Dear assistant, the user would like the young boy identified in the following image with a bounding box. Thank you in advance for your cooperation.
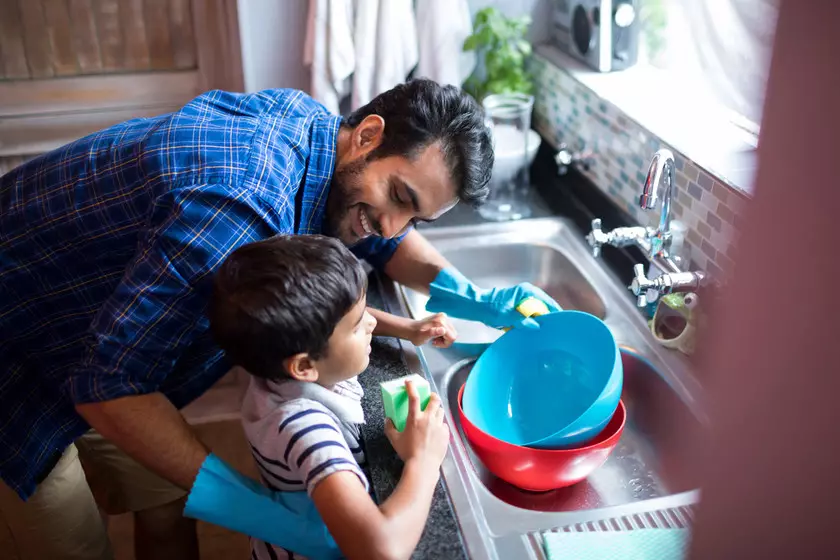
[209,234,455,560]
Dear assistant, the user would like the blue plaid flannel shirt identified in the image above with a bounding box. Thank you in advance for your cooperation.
[0,89,405,499]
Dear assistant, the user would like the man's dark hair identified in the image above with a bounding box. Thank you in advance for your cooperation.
[345,79,494,206]
[208,234,367,380]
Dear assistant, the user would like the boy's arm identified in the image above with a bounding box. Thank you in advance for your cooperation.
[312,465,438,560]
[369,307,457,348]
[311,382,449,560]
[368,307,415,340]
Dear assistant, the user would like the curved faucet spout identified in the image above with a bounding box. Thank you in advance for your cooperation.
[640,148,676,242]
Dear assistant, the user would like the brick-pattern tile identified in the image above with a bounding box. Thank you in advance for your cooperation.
[531,53,750,277]
[707,211,722,232]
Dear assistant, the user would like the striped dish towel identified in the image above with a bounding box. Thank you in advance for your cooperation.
[543,528,690,560]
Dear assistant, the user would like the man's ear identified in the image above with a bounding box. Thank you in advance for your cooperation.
[284,353,319,382]
[352,114,385,156]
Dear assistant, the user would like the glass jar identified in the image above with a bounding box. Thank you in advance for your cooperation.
[479,93,535,222]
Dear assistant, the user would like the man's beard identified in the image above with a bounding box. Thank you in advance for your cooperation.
[324,158,366,244]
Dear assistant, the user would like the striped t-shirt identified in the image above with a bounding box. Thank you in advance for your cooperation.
[241,375,368,560]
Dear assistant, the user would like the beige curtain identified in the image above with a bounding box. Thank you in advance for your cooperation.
[663,0,779,126]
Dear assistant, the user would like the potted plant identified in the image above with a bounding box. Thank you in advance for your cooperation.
[462,7,534,101]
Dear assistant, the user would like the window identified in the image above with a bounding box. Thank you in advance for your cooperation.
[639,0,779,134]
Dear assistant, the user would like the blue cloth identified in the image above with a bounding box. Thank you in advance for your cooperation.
[542,528,690,560]
[184,454,342,560]
[0,88,403,499]
[425,268,562,328]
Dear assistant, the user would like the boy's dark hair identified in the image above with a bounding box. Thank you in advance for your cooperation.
[345,78,494,207]
[209,234,367,380]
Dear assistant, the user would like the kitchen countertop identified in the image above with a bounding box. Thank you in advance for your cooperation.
[357,142,650,559]
[358,297,468,560]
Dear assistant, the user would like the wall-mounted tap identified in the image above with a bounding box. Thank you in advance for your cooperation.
[639,149,675,259]
[586,148,707,307]
[554,143,595,175]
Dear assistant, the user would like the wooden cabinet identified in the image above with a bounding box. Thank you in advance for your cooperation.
[0,0,243,157]
[0,0,249,422]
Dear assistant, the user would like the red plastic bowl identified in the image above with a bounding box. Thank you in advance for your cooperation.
[457,383,626,492]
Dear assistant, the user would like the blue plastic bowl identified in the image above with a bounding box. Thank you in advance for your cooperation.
[462,310,622,449]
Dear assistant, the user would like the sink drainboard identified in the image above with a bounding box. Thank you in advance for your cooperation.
[529,505,695,559]
[378,217,705,560]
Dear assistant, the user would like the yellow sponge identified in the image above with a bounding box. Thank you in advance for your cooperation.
[516,297,551,318]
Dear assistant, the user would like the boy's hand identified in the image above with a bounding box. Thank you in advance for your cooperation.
[385,380,449,471]
[407,313,457,348]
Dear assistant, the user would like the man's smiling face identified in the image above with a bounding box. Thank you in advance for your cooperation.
[324,116,459,245]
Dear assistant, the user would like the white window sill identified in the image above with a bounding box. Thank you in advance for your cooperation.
[535,44,757,196]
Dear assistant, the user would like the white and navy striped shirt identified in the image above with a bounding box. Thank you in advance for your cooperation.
[241,375,368,560]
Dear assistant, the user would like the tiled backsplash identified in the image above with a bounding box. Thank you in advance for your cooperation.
[531,53,748,279]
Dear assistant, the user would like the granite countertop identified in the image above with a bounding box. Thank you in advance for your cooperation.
[356,142,647,559]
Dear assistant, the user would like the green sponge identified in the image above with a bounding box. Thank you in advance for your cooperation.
[380,374,431,432]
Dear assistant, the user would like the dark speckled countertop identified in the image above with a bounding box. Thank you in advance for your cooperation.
[356,142,648,559]
[357,294,468,560]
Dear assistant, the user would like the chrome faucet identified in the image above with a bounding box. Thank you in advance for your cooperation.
[586,148,707,307]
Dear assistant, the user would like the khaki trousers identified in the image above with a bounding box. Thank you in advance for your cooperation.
[0,432,187,560]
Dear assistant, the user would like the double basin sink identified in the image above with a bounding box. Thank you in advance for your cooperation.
[375,217,706,559]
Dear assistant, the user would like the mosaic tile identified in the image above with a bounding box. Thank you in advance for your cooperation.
[706,211,722,232]
[717,202,735,225]
[712,181,731,206]
[705,260,724,279]
[532,53,749,276]
[687,228,703,247]
[700,239,717,259]
[715,251,735,272]
[698,173,714,191]
[687,182,703,201]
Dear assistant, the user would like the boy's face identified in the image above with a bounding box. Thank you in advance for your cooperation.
[311,294,377,386]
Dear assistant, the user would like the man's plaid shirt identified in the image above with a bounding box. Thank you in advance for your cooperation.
[0,88,402,499]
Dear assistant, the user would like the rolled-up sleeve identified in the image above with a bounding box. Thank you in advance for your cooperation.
[67,185,279,404]
[349,230,410,270]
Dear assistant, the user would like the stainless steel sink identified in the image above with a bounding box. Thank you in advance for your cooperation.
[375,217,706,560]
[432,242,606,320]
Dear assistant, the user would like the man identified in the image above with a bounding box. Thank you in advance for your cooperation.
[0,79,559,559]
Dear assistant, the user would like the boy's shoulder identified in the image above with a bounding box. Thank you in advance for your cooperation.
[242,377,369,496]
[242,377,340,429]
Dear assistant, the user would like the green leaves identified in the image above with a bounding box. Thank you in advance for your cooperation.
[461,7,534,100]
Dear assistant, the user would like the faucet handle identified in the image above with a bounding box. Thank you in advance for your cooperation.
[629,263,656,307]
[556,143,595,175]
[587,218,605,258]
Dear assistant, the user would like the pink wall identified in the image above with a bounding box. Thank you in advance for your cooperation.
[688,0,840,557]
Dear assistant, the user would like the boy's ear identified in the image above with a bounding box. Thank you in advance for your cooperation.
[284,353,319,382]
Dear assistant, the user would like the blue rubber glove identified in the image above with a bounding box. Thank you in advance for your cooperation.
[183,454,342,560]
[425,268,562,329]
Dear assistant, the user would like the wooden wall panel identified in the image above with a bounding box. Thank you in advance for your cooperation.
[0,71,200,117]
[94,0,124,72]
[1,0,200,79]
[121,0,150,70]
[43,0,79,76]
[0,0,240,157]
[0,2,29,79]
[169,0,196,70]
[193,0,243,92]
[68,0,103,74]
[143,0,174,70]
[18,0,54,78]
